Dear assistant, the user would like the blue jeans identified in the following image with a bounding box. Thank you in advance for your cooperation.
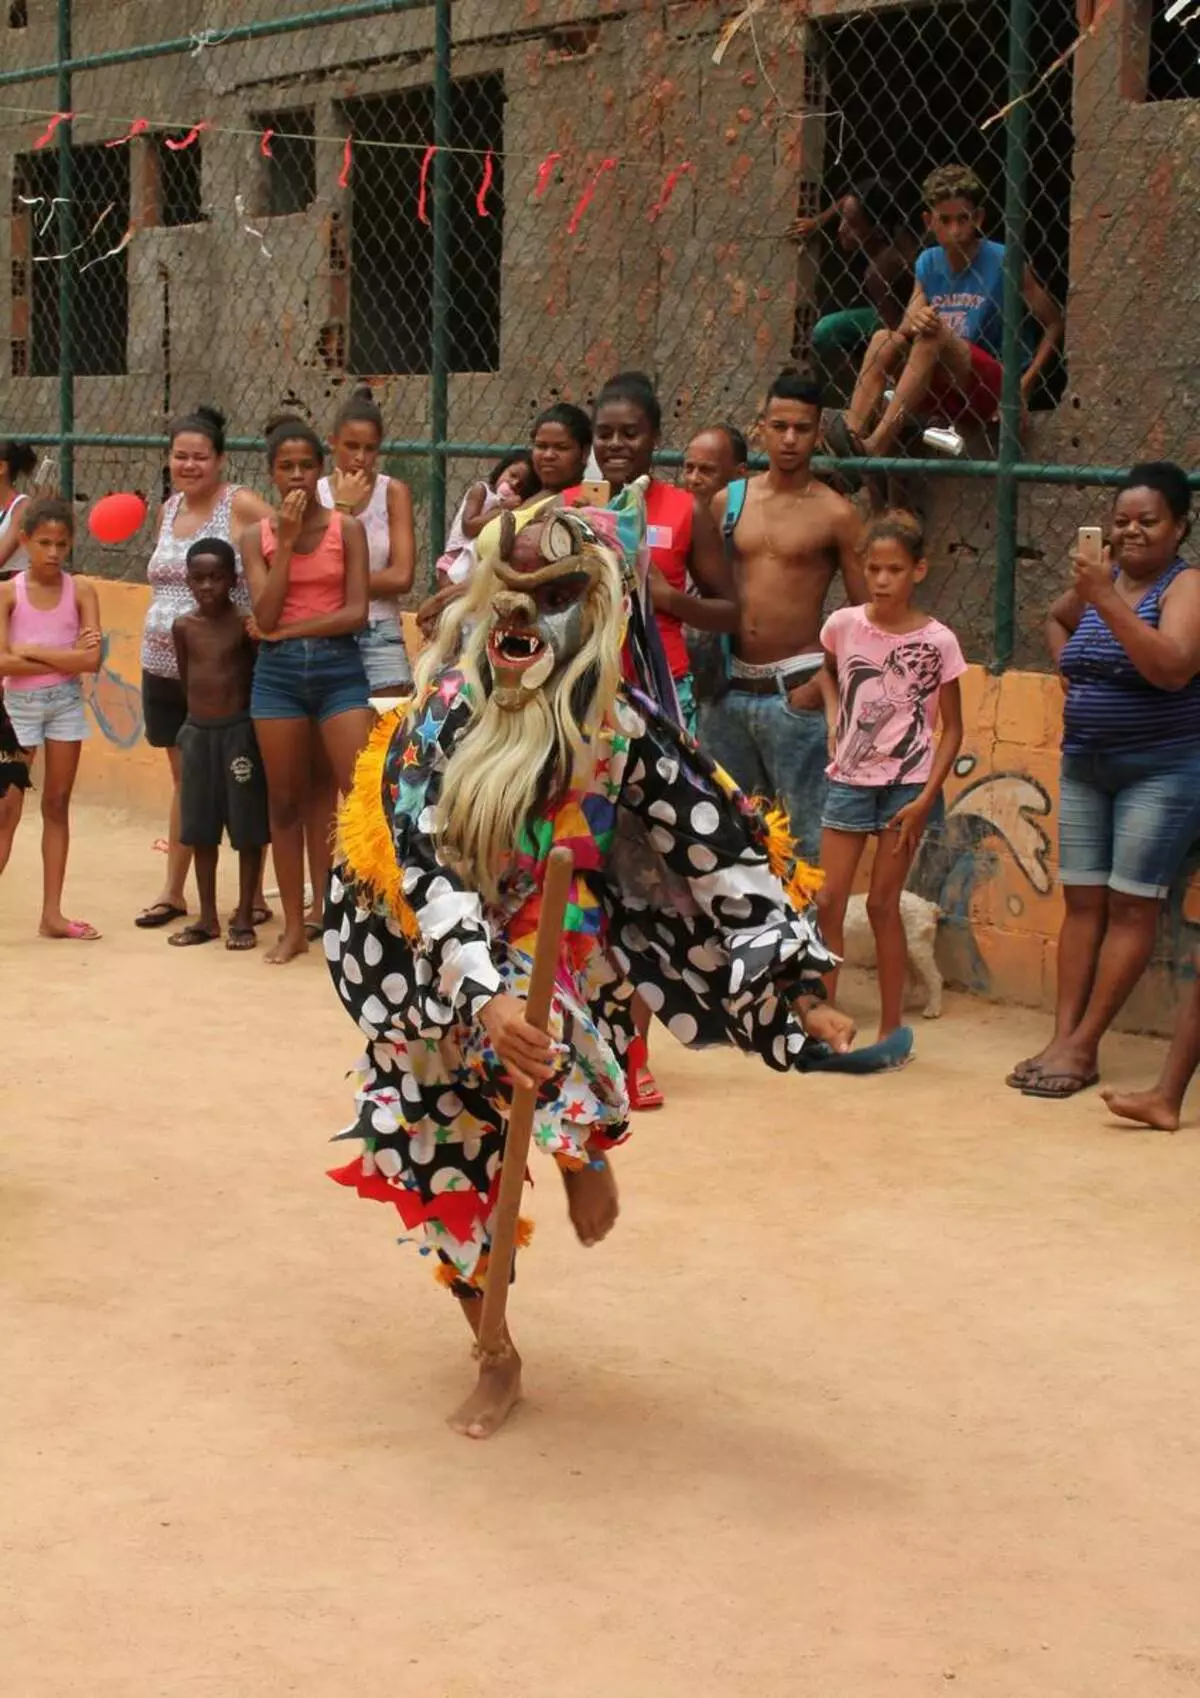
[699,691,827,862]
[251,635,369,723]
[1059,744,1200,899]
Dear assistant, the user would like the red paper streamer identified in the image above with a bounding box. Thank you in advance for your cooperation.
[475,149,495,218]
[533,151,563,200]
[259,128,276,158]
[417,145,436,225]
[338,135,353,189]
[105,118,149,148]
[33,111,73,149]
[567,157,617,236]
[164,123,209,151]
[647,160,694,223]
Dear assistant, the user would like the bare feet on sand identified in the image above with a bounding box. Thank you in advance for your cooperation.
[1100,1086,1181,1132]
[264,928,309,965]
[561,1155,619,1247]
[447,1348,523,1440]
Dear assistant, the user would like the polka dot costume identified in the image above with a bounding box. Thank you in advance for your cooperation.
[326,669,837,1292]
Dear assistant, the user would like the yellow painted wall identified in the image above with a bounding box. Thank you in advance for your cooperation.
[75,581,1196,1032]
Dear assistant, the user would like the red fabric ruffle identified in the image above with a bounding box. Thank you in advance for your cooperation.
[328,1158,496,1243]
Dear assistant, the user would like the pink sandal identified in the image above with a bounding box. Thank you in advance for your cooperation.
[43,918,101,941]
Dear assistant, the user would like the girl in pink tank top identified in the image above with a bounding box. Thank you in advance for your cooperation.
[241,416,373,965]
[0,497,102,939]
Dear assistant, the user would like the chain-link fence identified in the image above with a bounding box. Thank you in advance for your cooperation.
[1,0,1198,669]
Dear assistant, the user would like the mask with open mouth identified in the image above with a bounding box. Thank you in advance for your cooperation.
[484,510,606,709]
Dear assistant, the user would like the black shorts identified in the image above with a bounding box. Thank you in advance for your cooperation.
[0,696,32,800]
[142,671,188,749]
[178,713,271,851]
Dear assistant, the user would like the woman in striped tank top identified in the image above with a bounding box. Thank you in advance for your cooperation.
[1009,463,1200,1100]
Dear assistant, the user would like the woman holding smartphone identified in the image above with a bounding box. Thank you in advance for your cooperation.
[1009,461,1200,1100]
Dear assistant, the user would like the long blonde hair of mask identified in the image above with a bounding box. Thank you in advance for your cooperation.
[411,539,628,904]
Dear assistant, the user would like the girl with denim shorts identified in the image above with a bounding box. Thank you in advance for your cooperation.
[0,497,102,939]
[318,385,416,699]
[1010,462,1200,1101]
[242,416,373,965]
[817,510,965,1043]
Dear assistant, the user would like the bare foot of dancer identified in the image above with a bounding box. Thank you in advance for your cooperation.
[561,1153,619,1247]
[264,926,309,965]
[447,1346,524,1440]
[1100,1086,1181,1132]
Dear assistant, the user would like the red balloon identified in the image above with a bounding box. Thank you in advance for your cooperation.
[88,491,148,546]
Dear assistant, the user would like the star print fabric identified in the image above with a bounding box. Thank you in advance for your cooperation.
[325,669,837,1290]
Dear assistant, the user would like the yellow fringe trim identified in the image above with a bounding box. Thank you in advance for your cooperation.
[336,702,420,939]
[757,799,825,911]
[432,1218,535,1295]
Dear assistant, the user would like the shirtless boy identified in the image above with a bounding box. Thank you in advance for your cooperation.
[701,369,866,860]
[170,538,270,950]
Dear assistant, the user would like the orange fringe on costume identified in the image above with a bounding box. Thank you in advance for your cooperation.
[756,800,824,912]
[433,1218,536,1293]
[335,703,420,939]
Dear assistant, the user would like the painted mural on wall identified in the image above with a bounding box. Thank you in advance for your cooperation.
[81,634,143,749]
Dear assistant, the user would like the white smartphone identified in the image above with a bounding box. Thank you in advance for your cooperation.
[1077,525,1104,565]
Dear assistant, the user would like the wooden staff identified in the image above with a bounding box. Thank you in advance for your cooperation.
[477,845,575,1360]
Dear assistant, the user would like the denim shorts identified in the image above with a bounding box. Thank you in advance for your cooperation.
[4,679,88,746]
[357,615,412,694]
[822,778,943,836]
[251,635,369,723]
[1059,744,1200,899]
[698,690,827,863]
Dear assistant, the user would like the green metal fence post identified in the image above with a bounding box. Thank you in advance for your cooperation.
[56,0,74,504]
[428,0,452,582]
[993,0,1032,672]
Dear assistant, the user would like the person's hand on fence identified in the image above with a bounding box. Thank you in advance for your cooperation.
[480,992,556,1091]
[1072,542,1115,609]
[277,489,307,549]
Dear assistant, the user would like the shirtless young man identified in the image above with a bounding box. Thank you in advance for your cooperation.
[701,369,866,861]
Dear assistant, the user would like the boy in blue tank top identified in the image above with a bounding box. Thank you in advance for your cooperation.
[826,164,1062,467]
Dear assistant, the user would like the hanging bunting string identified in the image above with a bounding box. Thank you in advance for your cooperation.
[647,160,694,223]
[567,157,618,235]
[164,122,208,151]
[417,144,436,224]
[105,118,149,148]
[533,151,563,199]
[259,128,276,158]
[475,148,495,217]
[337,134,354,188]
[33,111,73,149]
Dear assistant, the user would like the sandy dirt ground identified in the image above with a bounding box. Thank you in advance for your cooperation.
[5,803,1200,1697]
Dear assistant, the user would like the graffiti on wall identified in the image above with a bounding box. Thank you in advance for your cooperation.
[911,752,1055,994]
[81,635,143,748]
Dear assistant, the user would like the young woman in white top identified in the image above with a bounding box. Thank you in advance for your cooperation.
[0,440,37,578]
[319,386,415,695]
[136,405,274,929]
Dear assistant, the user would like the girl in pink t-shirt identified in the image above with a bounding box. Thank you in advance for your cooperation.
[817,511,966,1040]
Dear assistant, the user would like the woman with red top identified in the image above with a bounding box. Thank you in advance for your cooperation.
[242,417,373,965]
[584,372,739,1109]
[589,372,737,737]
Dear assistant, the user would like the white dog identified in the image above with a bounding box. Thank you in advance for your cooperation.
[839,890,943,1018]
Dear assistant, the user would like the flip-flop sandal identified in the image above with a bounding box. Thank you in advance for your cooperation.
[168,923,220,948]
[226,925,257,951]
[1005,1057,1044,1089]
[1021,1071,1099,1100]
[43,918,101,941]
[135,900,187,929]
[625,1036,665,1110]
[250,904,274,927]
[304,920,323,942]
[801,1026,914,1074]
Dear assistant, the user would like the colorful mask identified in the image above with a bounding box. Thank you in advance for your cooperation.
[485,509,611,709]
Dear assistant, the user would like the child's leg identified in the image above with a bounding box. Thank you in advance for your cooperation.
[866,823,920,1039]
[844,329,910,439]
[231,846,265,942]
[1101,966,1200,1131]
[253,716,313,964]
[192,844,220,933]
[864,325,977,456]
[817,826,869,1003]
[38,738,92,938]
[316,706,374,796]
[0,780,27,876]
